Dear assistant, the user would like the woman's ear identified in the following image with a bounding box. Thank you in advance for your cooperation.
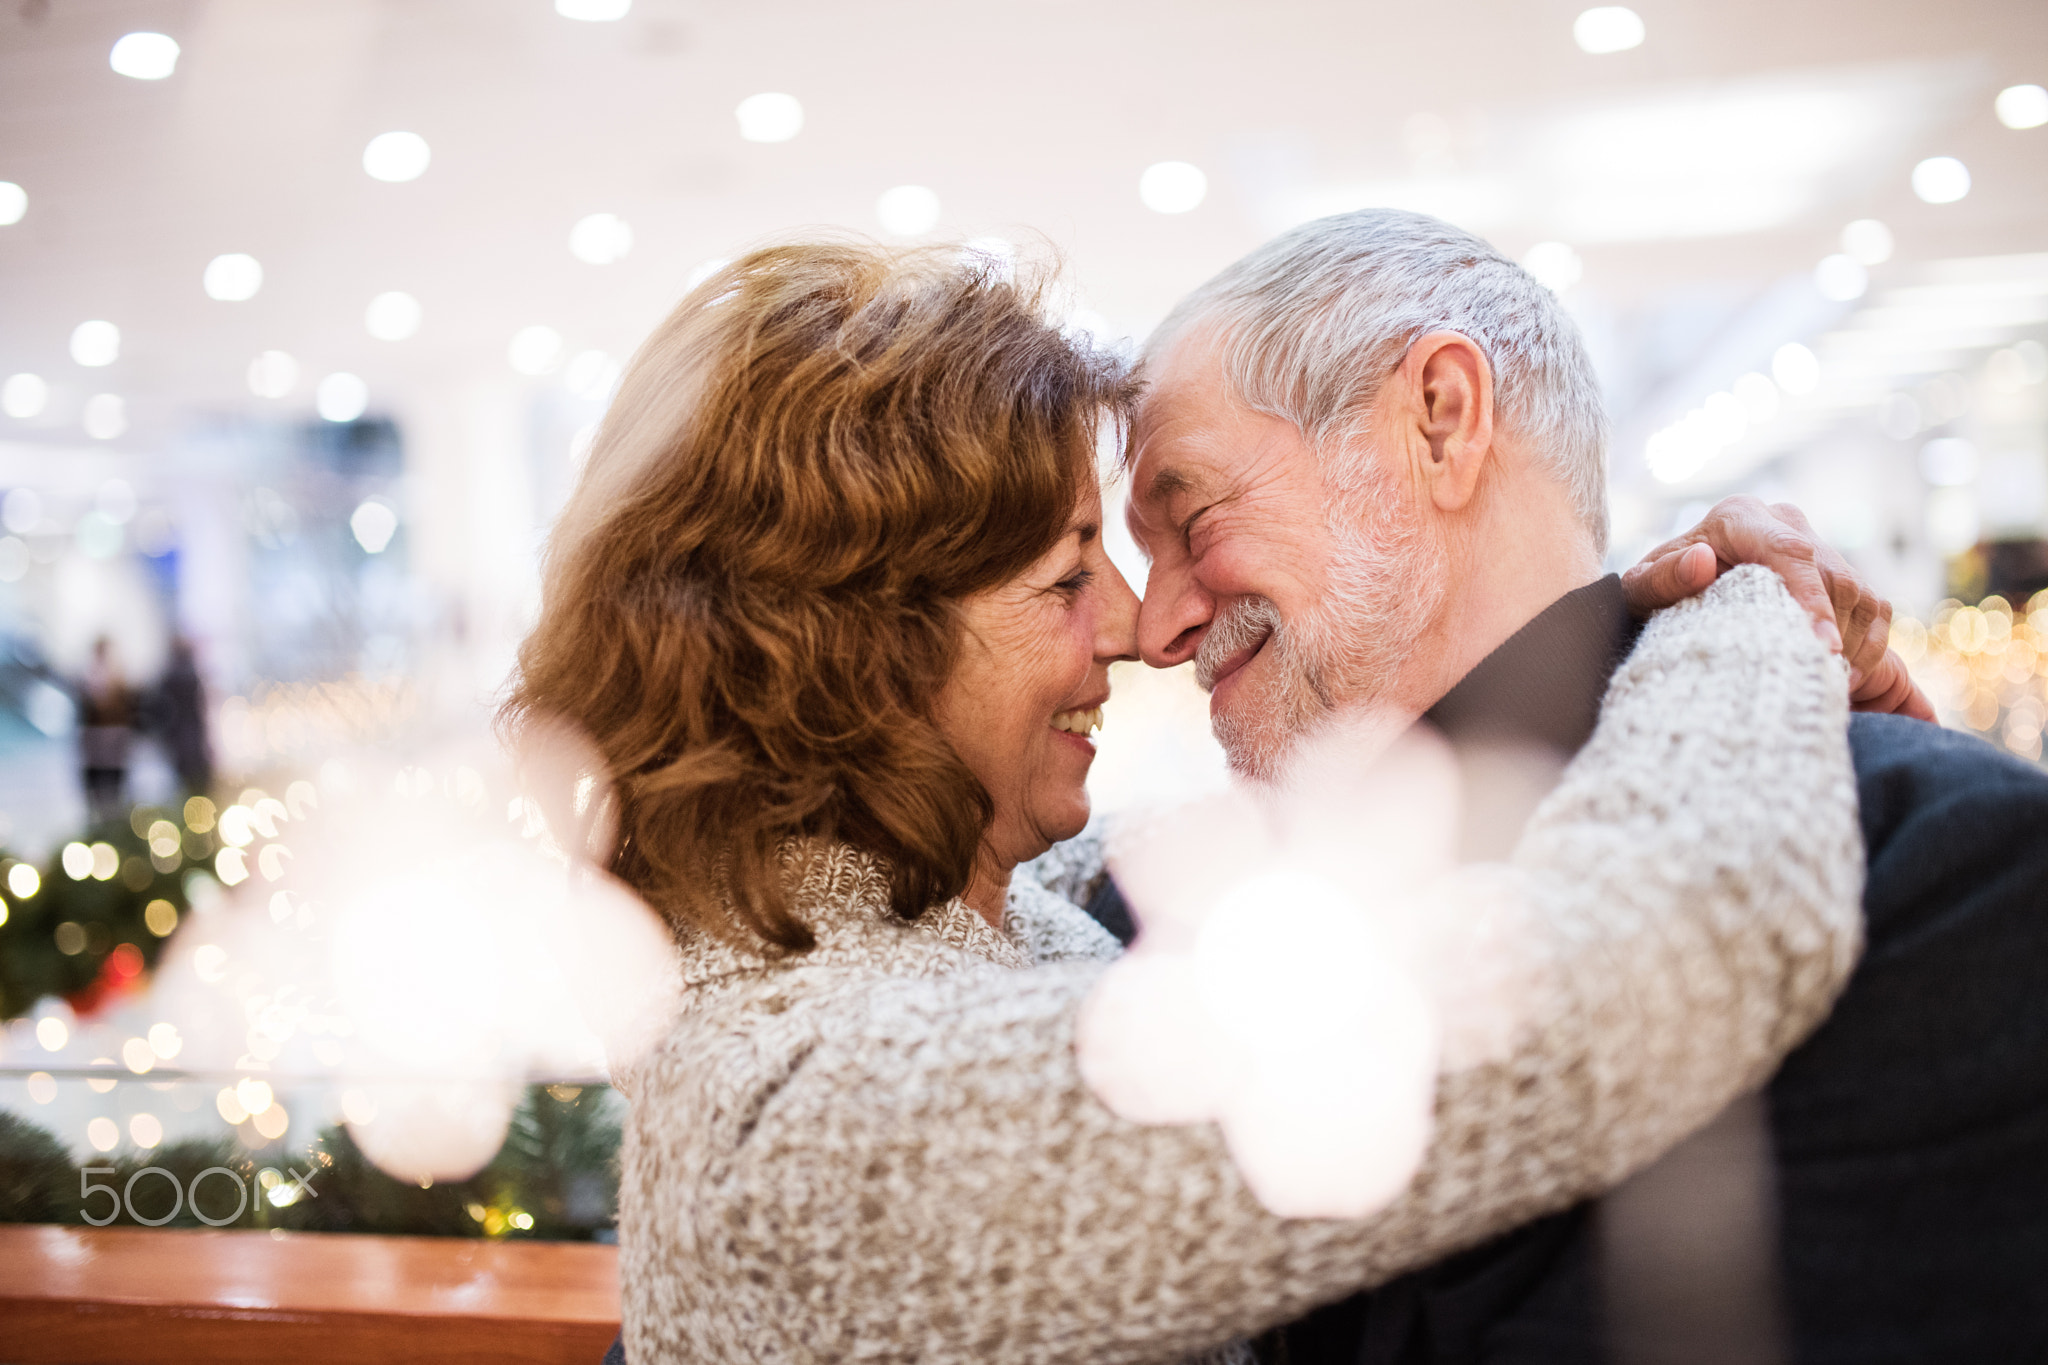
[1399,331,1495,514]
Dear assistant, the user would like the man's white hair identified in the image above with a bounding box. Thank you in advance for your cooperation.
[1147,208,1610,552]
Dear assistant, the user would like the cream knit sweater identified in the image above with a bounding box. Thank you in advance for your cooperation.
[617,566,1865,1364]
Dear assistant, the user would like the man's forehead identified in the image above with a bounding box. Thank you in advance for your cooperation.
[1129,350,1231,512]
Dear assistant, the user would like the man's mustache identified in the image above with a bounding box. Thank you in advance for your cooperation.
[1195,596,1284,692]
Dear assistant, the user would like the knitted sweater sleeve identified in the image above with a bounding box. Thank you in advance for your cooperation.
[620,567,1863,1364]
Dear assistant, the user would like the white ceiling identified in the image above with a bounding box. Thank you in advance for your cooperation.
[1,0,2045,451]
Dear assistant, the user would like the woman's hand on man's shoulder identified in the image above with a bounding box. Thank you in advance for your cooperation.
[1622,495,1936,721]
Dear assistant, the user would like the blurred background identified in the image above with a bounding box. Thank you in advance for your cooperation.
[0,0,2044,1234]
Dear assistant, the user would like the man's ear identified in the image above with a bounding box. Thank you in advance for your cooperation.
[1398,331,1494,514]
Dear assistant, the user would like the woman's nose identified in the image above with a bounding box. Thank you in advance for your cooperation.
[1096,559,1142,664]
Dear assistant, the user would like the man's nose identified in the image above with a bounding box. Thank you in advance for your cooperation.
[1137,562,1212,668]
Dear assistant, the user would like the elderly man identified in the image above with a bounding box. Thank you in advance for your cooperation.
[1118,209,2048,1362]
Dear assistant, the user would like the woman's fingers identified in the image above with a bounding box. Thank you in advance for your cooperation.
[1626,496,1938,722]
[1619,542,1716,616]
[1852,649,1938,721]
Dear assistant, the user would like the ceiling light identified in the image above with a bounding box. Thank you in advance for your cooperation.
[365,291,422,341]
[1772,342,1820,394]
[1521,241,1583,292]
[109,33,180,80]
[565,350,619,401]
[1572,7,1644,54]
[3,374,48,419]
[735,93,803,143]
[71,320,120,367]
[508,326,566,376]
[317,373,369,423]
[363,132,431,183]
[203,253,263,302]
[247,351,298,398]
[82,395,127,441]
[568,213,633,265]
[1839,218,1893,266]
[1995,84,2048,131]
[555,0,631,18]
[1139,161,1207,214]
[1911,156,1970,204]
[876,185,941,235]
[1813,254,1868,302]
[0,182,24,226]
[350,500,398,553]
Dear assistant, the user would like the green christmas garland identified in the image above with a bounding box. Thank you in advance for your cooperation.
[0,1083,622,1241]
[0,800,215,1022]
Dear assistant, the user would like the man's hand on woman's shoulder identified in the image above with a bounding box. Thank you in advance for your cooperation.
[1622,495,1937,721]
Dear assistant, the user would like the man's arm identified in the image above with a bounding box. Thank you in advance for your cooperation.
[1621,495,1936,721]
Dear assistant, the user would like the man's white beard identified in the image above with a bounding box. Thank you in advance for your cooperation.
[1199,461,1446,783]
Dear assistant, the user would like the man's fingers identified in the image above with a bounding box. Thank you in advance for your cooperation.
[1621,542,1717,617]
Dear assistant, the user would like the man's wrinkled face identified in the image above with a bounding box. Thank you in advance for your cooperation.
[1128,339,1443,779]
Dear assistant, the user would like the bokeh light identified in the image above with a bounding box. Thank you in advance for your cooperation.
[351,499,399,554]
[875,185,941,236]
[86,1117,119,1152]
[363,131,432,182]
[1522,241,1584,292]
[1138,161,1207,214]
[317,372,369,422]
[82,393,128,440]
[1840,218,1894,266]
[1772,342,1821,394]
[203,252,264,301]
[0,181,24,225]
[735,92,803,143]
[2,373,47,418]
[1995,83,2048,131]
[1912,155,1971,204]
[365,291,423,341]
[568,213,633,265]
[1573,7,1645,54]
[1814,253,1868,302]
[70,320,120,367]
[109,32,181,80]
[508,325,565,376]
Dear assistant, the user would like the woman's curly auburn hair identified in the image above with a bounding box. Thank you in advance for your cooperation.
[502,241,1136,951]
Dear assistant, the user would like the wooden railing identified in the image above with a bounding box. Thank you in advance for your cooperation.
[0,1224,618,1364]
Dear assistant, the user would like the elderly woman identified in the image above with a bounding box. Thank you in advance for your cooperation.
[507,243,1870,1364]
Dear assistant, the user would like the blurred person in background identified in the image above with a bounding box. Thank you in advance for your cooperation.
[148,635,214,798]
[77,634,136,825]
[1125,208,2048,1362]
[508,241,1899,1365]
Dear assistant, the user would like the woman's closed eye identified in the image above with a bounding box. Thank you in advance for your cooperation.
[1053,568,1095,595]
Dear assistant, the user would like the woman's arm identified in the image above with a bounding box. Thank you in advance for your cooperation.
[624,567,1861,1364]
